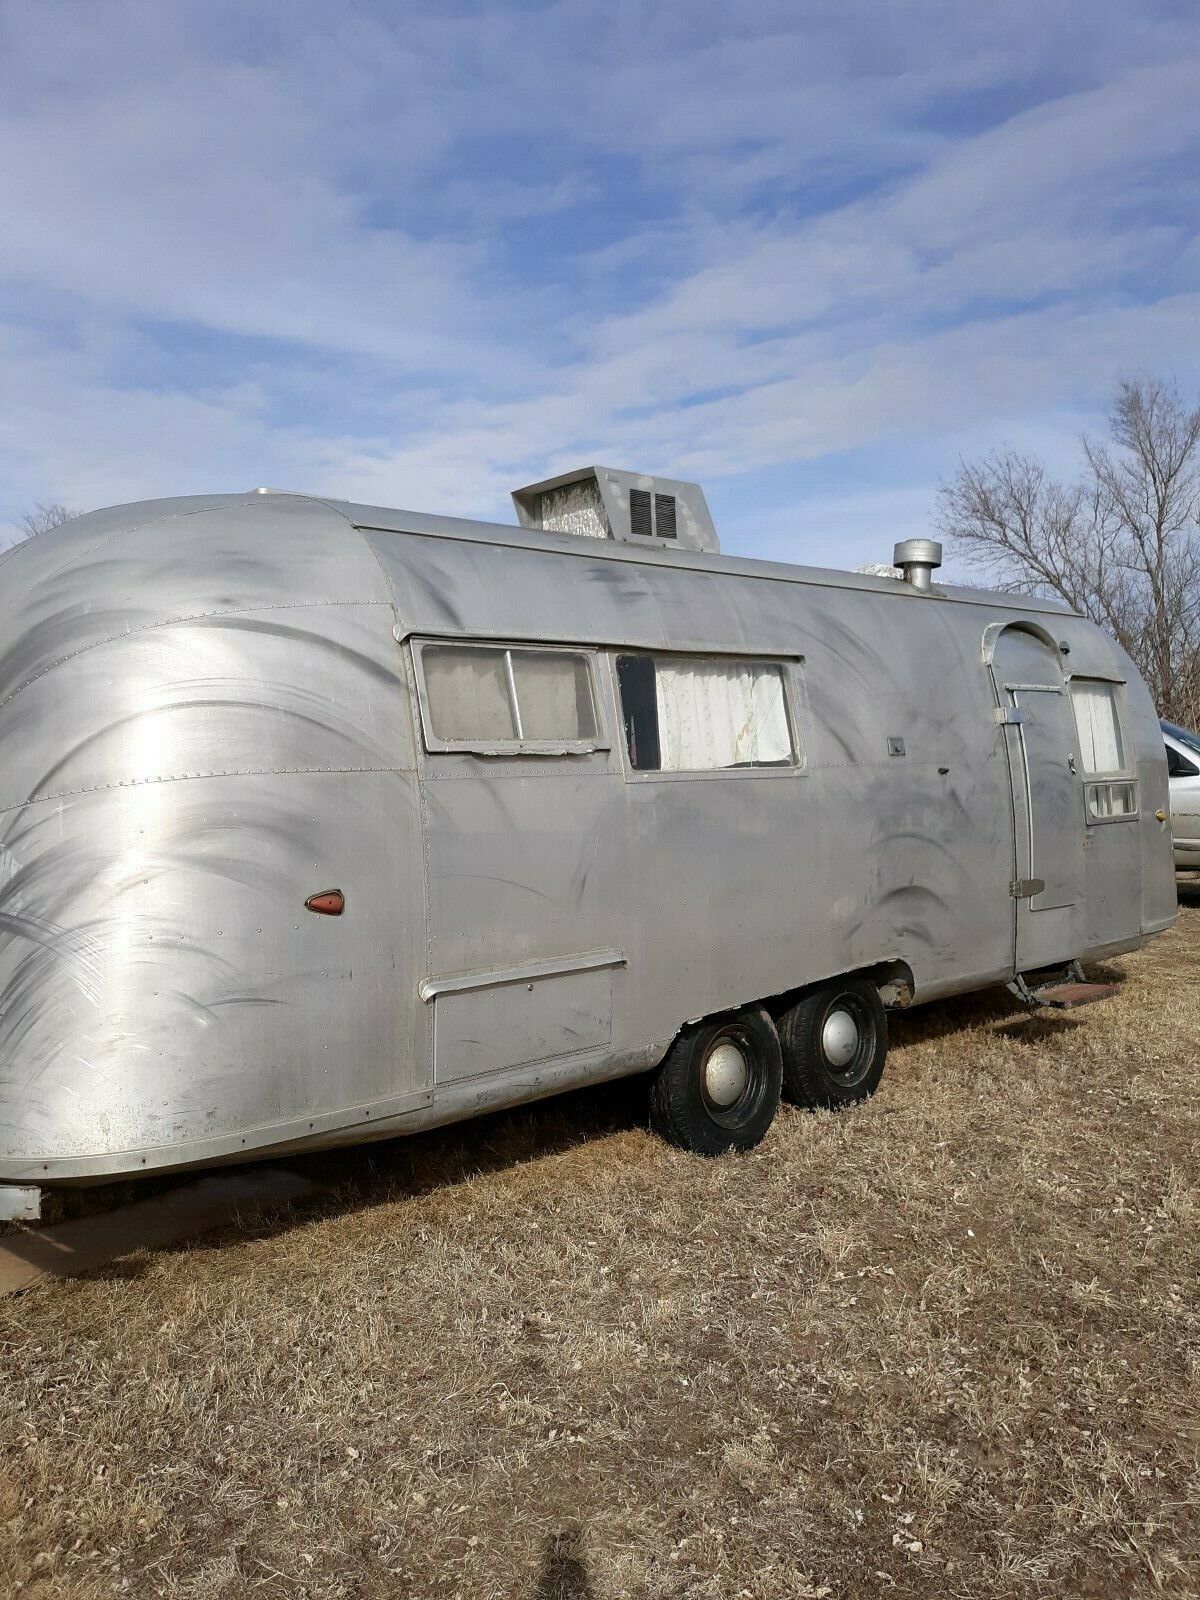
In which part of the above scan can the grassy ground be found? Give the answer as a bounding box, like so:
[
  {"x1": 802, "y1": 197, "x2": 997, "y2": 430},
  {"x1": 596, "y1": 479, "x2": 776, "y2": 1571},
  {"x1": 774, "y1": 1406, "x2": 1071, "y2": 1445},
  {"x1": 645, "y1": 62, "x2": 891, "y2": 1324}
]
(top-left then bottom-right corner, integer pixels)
[{"x1": 3, "y1": 896, "x2": 1199, "y2": 1600}]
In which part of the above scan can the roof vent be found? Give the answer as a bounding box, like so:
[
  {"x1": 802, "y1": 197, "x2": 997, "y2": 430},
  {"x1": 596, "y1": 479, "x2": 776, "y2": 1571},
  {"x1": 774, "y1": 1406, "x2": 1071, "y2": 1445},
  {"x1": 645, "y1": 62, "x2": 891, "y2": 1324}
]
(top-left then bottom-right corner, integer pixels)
[
  {"x1": 512, "y1": 467, "x2": 719, "y2": 554},
  {"x1": 892, "y1": 537, "x2": 942, "y2": 592}
]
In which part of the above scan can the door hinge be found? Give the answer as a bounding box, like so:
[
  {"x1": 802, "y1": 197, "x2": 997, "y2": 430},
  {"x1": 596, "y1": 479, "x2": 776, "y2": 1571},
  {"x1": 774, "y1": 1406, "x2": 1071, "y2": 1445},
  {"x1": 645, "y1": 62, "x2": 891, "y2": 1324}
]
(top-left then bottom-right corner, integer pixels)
[
  {"x1": 1010, "y1": 877, "x2": 1045, "y2": 899},
  {"x1": 996, "y1": 707, "x2": 1024, "y2": 725}
]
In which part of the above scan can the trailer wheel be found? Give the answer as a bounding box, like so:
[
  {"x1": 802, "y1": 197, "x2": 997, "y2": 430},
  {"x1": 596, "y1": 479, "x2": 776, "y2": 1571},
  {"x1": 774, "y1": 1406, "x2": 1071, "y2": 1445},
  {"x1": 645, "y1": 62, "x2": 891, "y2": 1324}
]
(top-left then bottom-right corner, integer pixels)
[
  {"x1": 779, "y1": 978, "x2": 887, "y2": 1109},
  {"x1": 649, "y1": 1007, "x2": 782, "y2": 1156}
]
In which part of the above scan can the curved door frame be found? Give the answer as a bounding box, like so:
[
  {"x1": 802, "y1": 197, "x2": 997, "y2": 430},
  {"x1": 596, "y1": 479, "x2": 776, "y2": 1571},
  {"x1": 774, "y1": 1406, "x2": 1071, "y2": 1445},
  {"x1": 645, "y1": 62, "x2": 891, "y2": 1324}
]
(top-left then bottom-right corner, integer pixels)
[{"x1": 987, "y1": 623, "x2": 1084, "y2": 972}]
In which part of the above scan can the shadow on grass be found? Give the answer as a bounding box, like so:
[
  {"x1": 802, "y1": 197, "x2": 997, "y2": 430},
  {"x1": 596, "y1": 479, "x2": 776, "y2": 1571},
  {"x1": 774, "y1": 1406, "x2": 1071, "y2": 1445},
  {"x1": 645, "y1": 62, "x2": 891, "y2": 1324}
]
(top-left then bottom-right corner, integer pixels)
[
  {"x1": 992, "y1": 1013, "x2": 1084, "y2": 1044},
  {"x1": 25, "y1": 1072, "x2": 652, "y2": 1280},
  {"x1": 879, "y1": 960, "x2": 1126, "y2": 1051},
  {"x1": 532, "y1": 1526, "x2": 594, "y2": 1600},
  {"x1": 21, "y1": 958, "x2": 1136, "y2": 1277}
]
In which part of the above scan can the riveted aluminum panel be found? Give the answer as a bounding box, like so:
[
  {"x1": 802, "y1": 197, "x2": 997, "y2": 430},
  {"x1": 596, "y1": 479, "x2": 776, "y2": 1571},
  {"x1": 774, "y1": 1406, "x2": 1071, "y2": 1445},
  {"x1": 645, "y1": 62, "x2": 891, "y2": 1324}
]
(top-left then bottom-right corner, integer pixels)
[
  {"x1": 0, "y1": 768, "x2": 425, "y2": 1176},
  {"x1": 0, "y1": 497, "x2": 426, "y2": 1181},
  {"x1": 335, "y1": 496, "x2": 1078, "y2": 616},
  {"x1": 364, "y1": 528, "x2": 668, "y2": 651},
  {"x1": 433, "y1": 966, "x2": 614, "y2": 1083},
  {"x1": 0, "y1": 603, "x2": 408, "y2": 813},
  {"x1": 0, "y1": 496, "x2": 389, "y2": 696}
]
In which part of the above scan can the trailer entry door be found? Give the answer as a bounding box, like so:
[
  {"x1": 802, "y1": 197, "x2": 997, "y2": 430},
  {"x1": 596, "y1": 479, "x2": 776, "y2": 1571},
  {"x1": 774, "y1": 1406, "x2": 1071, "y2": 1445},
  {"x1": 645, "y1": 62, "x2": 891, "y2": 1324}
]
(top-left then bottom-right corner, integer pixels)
[{"x1": 990, "y1": 627, "x2": 1084, "y2": 971}]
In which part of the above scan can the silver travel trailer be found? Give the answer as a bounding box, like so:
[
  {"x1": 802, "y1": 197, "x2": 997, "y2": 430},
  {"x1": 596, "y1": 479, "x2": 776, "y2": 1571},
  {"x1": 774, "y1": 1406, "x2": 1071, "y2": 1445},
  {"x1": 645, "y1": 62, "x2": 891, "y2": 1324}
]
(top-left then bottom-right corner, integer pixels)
[{"x1": 0, "y1": 468, "x2": 1177, "y2": 1212}]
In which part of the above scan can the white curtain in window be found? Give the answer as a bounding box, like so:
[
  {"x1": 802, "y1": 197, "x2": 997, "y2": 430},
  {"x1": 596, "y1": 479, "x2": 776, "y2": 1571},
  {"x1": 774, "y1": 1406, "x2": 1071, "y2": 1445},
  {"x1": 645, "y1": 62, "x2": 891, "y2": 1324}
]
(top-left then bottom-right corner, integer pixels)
[
  {"x1": 655, "y1": 661, "x2": 793, "y2": 771},
  {"x1": 1070, "y1": 681, "x2": 1125, "y2": 774}
]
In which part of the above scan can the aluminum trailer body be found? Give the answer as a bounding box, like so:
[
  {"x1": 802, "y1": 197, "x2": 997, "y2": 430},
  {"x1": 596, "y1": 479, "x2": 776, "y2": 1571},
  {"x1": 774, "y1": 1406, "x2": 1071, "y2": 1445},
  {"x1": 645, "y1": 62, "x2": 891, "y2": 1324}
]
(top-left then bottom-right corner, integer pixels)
[{"x1": 0, "y1": 476, "x2": 1177, "y2": 1192}]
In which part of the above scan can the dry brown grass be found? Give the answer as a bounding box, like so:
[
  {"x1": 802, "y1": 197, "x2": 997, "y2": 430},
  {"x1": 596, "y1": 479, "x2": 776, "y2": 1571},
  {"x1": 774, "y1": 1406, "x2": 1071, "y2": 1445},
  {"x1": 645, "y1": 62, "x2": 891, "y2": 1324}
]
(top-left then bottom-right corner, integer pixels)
[{"x1": 4, "y1": 899, "x2": 1200, "y2": 1600}]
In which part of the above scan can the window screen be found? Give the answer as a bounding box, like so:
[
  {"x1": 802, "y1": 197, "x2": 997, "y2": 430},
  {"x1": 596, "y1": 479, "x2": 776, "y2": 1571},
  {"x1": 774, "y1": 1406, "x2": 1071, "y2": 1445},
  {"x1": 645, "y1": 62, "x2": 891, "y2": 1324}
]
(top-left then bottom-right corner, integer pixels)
[
  {"x1": 616, "y1": 654, "x2": 795, "y2": 771},
  {"x1": 510, "y1": 650, "x2": 596, "y2": 739},
  {"x1": 422, "y1": 646, "x2": 516, "y2": 741},
  {"x1": 1070, "y1": 680, "x2": 1127, "y2": 774},
  {"x1": 419, "y1": 643, "x2": 599, "y2": 749}
]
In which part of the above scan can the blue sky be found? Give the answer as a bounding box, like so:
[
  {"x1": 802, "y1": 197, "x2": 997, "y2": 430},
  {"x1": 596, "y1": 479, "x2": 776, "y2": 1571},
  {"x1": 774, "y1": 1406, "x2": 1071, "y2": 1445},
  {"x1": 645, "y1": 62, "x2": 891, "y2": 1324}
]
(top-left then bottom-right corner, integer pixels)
[{"x1": 1, "y1": 0, "x2": 1198, "y2": 570}]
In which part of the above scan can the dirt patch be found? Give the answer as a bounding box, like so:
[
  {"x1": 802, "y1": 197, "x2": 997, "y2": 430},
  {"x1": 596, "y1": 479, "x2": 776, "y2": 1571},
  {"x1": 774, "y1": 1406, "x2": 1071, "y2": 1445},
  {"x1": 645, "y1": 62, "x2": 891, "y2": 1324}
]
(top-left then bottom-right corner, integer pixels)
[{"x1": 2, "y1": 913, "x2": 1199, "y2": 1598}]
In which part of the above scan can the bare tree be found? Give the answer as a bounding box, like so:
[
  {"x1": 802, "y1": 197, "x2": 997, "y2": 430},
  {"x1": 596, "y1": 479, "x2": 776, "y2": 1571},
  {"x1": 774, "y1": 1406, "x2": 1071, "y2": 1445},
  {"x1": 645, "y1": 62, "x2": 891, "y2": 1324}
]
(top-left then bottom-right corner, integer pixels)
[
  {"x1": 14, "y1": 502, "x2": 73, "y2": 541},
  {"x1": 937, "y1": 378, "x2": 1200, "y2": 725}
]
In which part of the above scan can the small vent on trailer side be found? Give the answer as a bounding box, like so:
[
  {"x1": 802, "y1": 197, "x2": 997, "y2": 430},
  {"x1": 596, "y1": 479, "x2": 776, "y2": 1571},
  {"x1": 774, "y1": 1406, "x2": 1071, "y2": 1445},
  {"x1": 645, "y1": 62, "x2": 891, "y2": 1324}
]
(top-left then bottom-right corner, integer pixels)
[{"x1": 511, "y1": 467, "x2": 718, "y2": 553}]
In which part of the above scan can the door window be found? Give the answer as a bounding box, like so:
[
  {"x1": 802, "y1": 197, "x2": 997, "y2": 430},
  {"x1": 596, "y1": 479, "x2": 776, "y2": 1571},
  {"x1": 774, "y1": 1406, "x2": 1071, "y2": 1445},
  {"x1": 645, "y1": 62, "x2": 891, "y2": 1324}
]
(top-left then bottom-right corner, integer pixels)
[{"x1": 1069, "y1": 679, "x2": 1136, "y2": 820}]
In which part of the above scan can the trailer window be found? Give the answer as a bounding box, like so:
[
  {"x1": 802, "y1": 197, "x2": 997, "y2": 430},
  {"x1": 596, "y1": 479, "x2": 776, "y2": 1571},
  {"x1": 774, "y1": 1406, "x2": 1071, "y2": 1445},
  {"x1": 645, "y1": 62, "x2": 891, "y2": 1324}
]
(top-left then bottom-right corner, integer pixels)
[
  {"x1": 415, "y1": 642, "x2": 603, "y2": 753},
  {"x1": 1069, "y1": 680, "x2": 1127, "y2": 774},
  {"x1": 1069, "y1": 678, "x2": 1136, "y2": 819},
  {"x1": 1086, "y1": 781, "x2": 1136, "y2": 820},
  {"x1": 615, "y1": 654, "x2": 795, "y2": 772}
]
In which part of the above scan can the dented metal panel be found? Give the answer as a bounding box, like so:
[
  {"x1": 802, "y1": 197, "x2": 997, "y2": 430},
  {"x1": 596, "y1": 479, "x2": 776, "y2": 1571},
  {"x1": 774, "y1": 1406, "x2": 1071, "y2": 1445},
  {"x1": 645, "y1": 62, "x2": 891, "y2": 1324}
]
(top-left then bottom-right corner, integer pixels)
[{"x1": 434, "y1": 966, "x2": 615, "y2": 1083}]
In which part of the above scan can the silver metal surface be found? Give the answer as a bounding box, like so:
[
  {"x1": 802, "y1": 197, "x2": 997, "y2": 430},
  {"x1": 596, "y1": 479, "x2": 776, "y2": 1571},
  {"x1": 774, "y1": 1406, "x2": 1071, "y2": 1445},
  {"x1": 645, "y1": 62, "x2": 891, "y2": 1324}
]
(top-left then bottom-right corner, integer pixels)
[
  {"x1": 821, "y1": 1008, "x2": 860, "y2": 1068},
  {"x1": 893, "y1": 537, "x2": 943, "y2": 592},
  {"x1": 419, "y1": 948, "x2": 626, "y2": 1001},
  {"x1": 0, "y1": 1184, "x2": 41, "y2": 1221},
  {"x1": 0, "y1": 486, "x2": 1176, "y2": 1186},
  {"x1": 703, "y1": 1040, "x2": 749, "y2": 1107}
]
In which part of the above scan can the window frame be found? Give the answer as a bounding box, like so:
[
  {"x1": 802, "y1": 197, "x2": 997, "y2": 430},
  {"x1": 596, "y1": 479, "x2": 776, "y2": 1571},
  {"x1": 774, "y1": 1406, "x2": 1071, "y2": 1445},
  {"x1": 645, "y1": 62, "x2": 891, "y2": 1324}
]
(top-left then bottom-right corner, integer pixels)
[
  {"x1": 1083, "y1": 778, "x2": 1138, "y2": 824},
  {"x1": 410, "y1": 637, "x2": 610, "y2": 757},
  {"x1": 610, "y1": 648, "x2": 807, "y2": 783},
  {"x1": 1067, "y1": 674, "x2": 1139, "y2": 826},
  {"x1": 1165, "y1": 735, "x2": 1200, "y2": 779}
]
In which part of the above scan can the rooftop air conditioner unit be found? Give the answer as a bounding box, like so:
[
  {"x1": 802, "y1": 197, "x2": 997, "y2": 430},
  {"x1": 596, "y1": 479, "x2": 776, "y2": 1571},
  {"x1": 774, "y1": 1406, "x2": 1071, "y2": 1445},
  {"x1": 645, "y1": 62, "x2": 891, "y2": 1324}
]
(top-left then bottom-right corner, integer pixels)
[{"x1": 512, "y1": 466, "x2": 719, "y2": 554}]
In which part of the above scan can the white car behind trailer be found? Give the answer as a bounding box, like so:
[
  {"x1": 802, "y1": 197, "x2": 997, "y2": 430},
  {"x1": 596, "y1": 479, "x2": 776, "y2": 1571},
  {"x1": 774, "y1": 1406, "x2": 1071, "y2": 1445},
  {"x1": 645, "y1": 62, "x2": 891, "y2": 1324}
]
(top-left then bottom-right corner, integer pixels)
[{"x1": 1162, "y1": 720, "x2": 1200, "y2": 871}]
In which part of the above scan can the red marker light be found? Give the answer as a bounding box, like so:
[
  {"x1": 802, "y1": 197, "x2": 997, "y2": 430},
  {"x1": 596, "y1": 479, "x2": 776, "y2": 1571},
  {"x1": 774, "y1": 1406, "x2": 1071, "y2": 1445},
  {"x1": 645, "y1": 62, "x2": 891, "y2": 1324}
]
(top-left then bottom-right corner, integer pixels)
[{"x1": 305, "y1": 889, "x2": 345, "y2": 916}]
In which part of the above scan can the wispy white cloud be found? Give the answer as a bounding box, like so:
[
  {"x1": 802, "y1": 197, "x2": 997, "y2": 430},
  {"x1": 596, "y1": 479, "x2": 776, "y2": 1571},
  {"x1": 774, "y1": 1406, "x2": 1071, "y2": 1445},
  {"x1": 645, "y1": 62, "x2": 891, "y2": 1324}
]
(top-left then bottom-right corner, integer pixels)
[{"x1": 0, "y1": 0, "x2": 1197, "y2": 562}]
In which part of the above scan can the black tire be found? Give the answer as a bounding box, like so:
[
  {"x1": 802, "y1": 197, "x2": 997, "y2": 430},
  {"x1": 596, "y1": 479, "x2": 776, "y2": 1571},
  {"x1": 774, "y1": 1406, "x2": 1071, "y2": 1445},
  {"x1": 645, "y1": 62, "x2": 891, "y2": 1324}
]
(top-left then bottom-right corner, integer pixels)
[
  {"x1": 778, "y1": 977, "x2": 887, "y2": 1109},
  {"x1": 649, "y1": 1006, "x2": 783, "y2": 1156}
]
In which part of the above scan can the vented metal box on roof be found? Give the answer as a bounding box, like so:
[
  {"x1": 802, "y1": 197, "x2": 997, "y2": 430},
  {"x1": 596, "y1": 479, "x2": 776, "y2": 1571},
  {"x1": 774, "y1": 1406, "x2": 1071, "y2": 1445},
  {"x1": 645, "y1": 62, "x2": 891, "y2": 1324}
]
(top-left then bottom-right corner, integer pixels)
[{"x1": 511, "y1": 467, "x2": 719, "y2": 554}]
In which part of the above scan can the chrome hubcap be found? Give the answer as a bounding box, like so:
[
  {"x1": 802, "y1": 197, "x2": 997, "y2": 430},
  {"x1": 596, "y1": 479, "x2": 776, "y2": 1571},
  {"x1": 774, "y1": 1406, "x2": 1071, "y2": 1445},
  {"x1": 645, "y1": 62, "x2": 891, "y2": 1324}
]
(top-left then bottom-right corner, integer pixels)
[
  {"x1": 703, "y1": 1040, "x2": 749, "y2": 1107},
  {"x1": 822, "y1": 1008, "x2": 860, "y2": 1068}
]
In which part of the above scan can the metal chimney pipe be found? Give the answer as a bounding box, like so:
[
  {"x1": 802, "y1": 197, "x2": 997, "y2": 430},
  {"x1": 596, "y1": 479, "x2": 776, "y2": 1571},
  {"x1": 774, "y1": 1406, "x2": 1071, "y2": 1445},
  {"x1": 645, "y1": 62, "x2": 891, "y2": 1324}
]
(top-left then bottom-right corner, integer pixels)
[{"x1": 893, "y1": 537, "x2": 942, "y2": 592}]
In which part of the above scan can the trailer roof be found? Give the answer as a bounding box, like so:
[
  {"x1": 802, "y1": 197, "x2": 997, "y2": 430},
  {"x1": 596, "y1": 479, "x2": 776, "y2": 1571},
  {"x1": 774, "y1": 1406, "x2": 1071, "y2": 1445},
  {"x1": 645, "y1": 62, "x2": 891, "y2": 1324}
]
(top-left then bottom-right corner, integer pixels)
[
  {"x1": 315, "y1": 494, "x2": 1077, "y2": 618},
  {"x1": 4, "y1": 489, "x2": 1076, "y2": 620}
]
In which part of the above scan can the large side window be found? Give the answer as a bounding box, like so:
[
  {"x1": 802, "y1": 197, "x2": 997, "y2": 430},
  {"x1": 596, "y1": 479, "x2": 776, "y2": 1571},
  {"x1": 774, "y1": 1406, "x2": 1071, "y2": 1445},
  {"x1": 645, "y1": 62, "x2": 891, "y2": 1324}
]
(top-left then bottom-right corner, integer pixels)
[
  {"x1": 414, "y1": 641, "x2": 605, "y2": 753},
  {"x1": 1069, "y1": 678, "x2": 1136, "y2": 820},
  {"x1": 615, "y1": 654, "x2": 796, "y2": 772}
]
